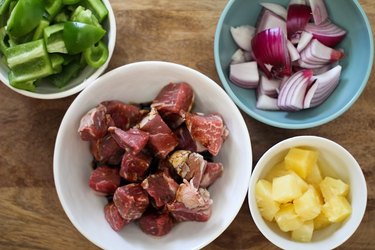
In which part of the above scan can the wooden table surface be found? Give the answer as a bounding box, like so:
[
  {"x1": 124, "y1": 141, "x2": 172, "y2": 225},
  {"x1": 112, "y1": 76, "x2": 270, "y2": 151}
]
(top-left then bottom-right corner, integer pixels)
[{"x1": 0, "y1": 0, "x2": 374, "y2": 249}]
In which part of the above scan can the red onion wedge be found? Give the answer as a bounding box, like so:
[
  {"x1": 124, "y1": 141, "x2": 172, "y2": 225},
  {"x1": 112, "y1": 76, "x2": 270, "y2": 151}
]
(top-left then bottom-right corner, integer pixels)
[
  {"x1": 230, "y1": 25, "x2": 255, "y2": 51},
  {"x1": 231, "y1": 49, "x2": 252, "y2": 64},
  {"x1": 287, "y1": 40, "x2": 300, "y2": 62},
  {"x1": 308, "y1": 39, "x2": 344, "y2": 62},
  {"x1": 259, "y1": 74, "x2": 281, "y2": 98},
  {"x1": 256, "y1": 93, "x2": 280, "y2": 110},
  {"x1": 277, "y1": 69, "x2": 313, "y2": 111},
  {"x1": 256, "y1": 9, "x2": 287, "y2": 36},
  {"x1": 229, "y1": 61, "x2": 259, "y2": 88},
  {"x1": 297, "y1": 31, "x2": 313, "y2": 52},
  {"x1": 304, "y1": 65, "x2": 342, "y2": 108},
  {"x1": 251, "y1": 27, "x2": 291, "y2": 78},
  {"x1": 308, "y1": 0, "x2": 328, "y2": 25},
  {"x1": 260, "y1": 2, "x2": 287, "y2": 20},
  {"x1": 305, "y1": 20, "x2": 347, "y2": 47},
  {"x1": 286, "y1": 4, "x2": 312, "y2": 41},
  {"x1": 290, "y1": 0, "x2": 306, "y2": 4}
]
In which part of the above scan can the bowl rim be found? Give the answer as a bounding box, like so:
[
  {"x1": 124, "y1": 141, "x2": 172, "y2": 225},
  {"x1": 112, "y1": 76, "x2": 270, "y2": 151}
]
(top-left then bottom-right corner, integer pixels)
[
  {"x1": 0, "y1": 0, "x2": 117, "y2": 100},
  {"x1": 53, "y1": 60, "x2": 253, "y2": 250},
  {"x1": 247, "y1": 135, "x2": 367, "y2": 249},
  {"x1": 213, "y1": 0, "x2": 374, "y2": 129}
]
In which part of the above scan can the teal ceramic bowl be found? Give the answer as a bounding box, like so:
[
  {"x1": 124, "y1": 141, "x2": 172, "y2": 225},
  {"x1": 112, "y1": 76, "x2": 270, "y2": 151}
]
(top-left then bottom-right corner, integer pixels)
[{"x1": 214, "y1": 0, "x2": 373, "y2": 129}]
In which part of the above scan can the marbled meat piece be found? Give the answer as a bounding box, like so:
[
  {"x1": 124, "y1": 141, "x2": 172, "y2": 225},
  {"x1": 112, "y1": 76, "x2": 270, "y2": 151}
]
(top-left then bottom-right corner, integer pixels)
[
  {"x1": 90, "y1": 134, "x2": 124, "y2": 165},
  {"x1": 185, "y1": 113, "x2": 229, "y2": 156},
  {"x1": 101, "y1": 100, "x2": 143, "y2": 131},
  {"x1": 167, "y1": 179, "x2": 212, "y2": 222},
  {"x1": 89, "y1": 166, "x2": 121, "y2": 195},
  {"x1": 109, "y1": 127, "x2": 149, "y2": 154},
  {"x1": 120, "y1": 151, "x2": 152, "y2": 182},
  {"x1": 169, "y1": 151, "x2": 207, "y2": 189},
  {"x1": 113, "y1": 183, "x2": 149, "y2": 221},
  {"x1": 199, "y1": 162, "x2": 224, "y2": 188},
  {"x1": 104, "y1": 202, "x2": 131, "y2": 231},
  {"x1": 138, "y1": 211, "x2": 174, "y2": 236},
  {"x1": 173, "y1": 124, "x2": 197, "y2": 152},
  {"x1": 141, "y1": 171, "x2": 179, "y2": 207},
  {"x1": 151, "y1": 82, "x2": 194, "y2": 129},
  {"x1": 139, "y1": 109, "x2": 178, "y2": 158},
  {"x1": 78, "y1": 104, "x2": 108, "y2": 141}
]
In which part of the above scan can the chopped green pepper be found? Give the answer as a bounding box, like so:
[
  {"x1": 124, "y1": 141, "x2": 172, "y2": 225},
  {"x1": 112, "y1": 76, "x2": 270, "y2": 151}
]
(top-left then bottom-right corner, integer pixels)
[
  {"x1": 45, "y1": 0, "x2": 63, "y2": 19},
  {"x1": 6, "y1": 39, "x2": 53, "y2": 84},
  {"x1": 33, "y1": 18, "x2": 50, "y2": 40},
  {"x1": 83, "y1": 0, "x2": 107, "y2": 23},
  {"x1": 44, "y1": 23, "x2": 67, "y2": 53},
  {"x1": 71, "y1": 5, "x2": 100, "y2": 27},
  {"x1": 83, "y1": 40, "x2": 108, "y2": 68},
  {"x1": 63, "y1": 21, "x2": 105, "y2": 55},
  {"x1": 49, "y1": 59, "x2": 85, "y2": 88},
  {"x1": 0, "y1": 27, "x2": 16, "y2": 55},
  {"x1": 50, "y1": 53, "x2": 64, "y2": 73},
  {"x1": 0, "y1": 0, "x2": 12, "y2": 16},
  {"x1": 63, "y1": 0, "x2": 81, "y2": 5},
  {"x1": 7, "y1": 0, "x2": 45, "y2": 38}
]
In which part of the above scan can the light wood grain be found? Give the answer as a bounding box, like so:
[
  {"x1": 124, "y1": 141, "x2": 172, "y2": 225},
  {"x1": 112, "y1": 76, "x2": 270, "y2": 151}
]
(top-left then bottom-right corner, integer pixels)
[{"x1": 0, "y1": 0, "x2": 374, "y2": 249}]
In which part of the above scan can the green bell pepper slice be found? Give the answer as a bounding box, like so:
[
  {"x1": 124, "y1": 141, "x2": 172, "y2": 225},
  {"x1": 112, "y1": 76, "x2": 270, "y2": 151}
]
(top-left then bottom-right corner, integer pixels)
[
  {"x1": 45, "y1": 0, "x2": 62, "y2": 19},
  {"x1": 0, "y1": 0, "x2": 12, "y2": 16},
  {"x1": 83, "y1": 0, "x2": 107, "y2": 23},
  {"x1": 0, "y1": 26, "x2": 16, "y2": 55},
  {"x1": 83, "y1": 40, "x2": 108, "y2": 68},
  {"x1": 6, "y1": 39, "x2": 53, "y2": 84},
  {"x1": 33, "y1": 18, "x2": 50, "y2": 40},
  {"x1": 71, "y1": 5, "x2": 100, "y2": 27},
  {"x1": 50, "y1": 53, "x2": 64, "y2": 73},
  {"x1": 6, "y1": 0, "x2": 45, "y2": 38},
  {"x1": 49, "y1": 59, "x2": 85, "y2": 88},
  {"x1": 63, "y1": 0, "x2": 81, "y2": 5},
  {"x1": 44, "y1": 23, "x2": 67, "y2": 53},
  {"x1": 63, "y1": 21, "x2": 105, "y2": 55}
]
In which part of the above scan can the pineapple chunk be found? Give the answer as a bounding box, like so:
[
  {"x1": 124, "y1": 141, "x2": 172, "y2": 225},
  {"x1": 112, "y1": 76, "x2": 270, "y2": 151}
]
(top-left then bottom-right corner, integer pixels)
[
  {"x1": 284, "y1": 147, "x2": 318, "y2": 179},
  {"x1": 275, "y1": 203, "x2": 304, "y2": 232},
  {"x1": 294, "y1": 185, "x2": 321, "y2": 221},
  {"x1": 305, "y1": 163, "x2": 323, "y2": 187},
  {"x1": 291, "y1": 220, "x2": 314, "y2": 242},
  {"x1": 264, "y1": 161, "x2": 290, "y2": 181},
  {"x1": 255, "y1": 179, "x2": 280, "y2": 221},
  {"x1": 314, "y1": 212, "x2": 331, "y2": 230},
  {"x1": 322, "y1": 196, "x2": 352, "y2": 223},
  {"x1": 272, "y1": 173, "x2": 306, "y2": 203},
  {"x1": 319, "y1": 176, "x2": 349, "y2": 201}
]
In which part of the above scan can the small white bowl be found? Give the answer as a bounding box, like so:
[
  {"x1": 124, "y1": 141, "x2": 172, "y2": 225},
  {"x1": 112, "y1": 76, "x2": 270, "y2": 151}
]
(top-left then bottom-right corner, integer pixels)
[
  {"x1": 0, "y1": 0, "x2": 116, "y2": 99},
  {"x1": 248, "y1": 136, "x2": 367, "y2": 250},
  {"x1": 53, "y1": 61, "x2": 252, "y2": 250}
]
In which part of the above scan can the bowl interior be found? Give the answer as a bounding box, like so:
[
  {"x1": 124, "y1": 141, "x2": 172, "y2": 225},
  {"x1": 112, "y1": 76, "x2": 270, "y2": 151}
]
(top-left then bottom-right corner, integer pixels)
[
  {"x1": 54, "y1": 61, "x2": 252, "y2": 250},
  {"x1": 0, "y1": 0, "x2": 116, "y2": 99},
  {"x1": 248, "y1": 136, "x2": 367, "y2": 249},
  {"x1": 214, "y1": 0, "x2": 374, "y2": 129}
]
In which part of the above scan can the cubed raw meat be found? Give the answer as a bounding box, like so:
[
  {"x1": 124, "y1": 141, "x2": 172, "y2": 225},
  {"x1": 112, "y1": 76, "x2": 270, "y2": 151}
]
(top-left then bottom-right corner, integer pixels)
[
  {"x1": 141, "y1": 171, "x2": 179, "y2": 207},
  {"x1": 138, "y1": 211, "x2": 174, "y2": 236},
  {"x1": 104, "y1": 202, "x2": 130, "y2": 231},
  {"x1": 78, "y1": 104, "x2": 108, "y2": 141},
  {"x1": 200, "y1": 162, "x2": 224, "y2": 188},
  {"x1": 109, "y1": 127, "x2": 149, "y2": 155},
  {"x1": 173, "y1": 124, "x2": 198, "y2": 152},
  {"x1": 89, "y1": 166, "x2": 121, "y2": 195},
  {"x1": 151, "y1": 82, "x2": 194, "y2": 129},
  {"x1": 113, "y1": 183, "x2": 149, "y2": 221},
  {"x1": 120, "y1": 152, "x2": 152, "y2": 182},
  {"x1": 90, "y1": 134, "x2": 124, "y2": 165}
]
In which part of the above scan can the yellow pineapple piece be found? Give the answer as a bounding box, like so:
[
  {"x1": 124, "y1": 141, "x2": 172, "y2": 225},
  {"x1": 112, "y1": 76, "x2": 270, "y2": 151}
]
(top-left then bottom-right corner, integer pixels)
[
  {"x1": 255, "y1": 179, "x2": 280, "y2": 221},
  {"x1": 264, "y1": 161, "x2": 290, "y2": 181},
  {"x1": 284, "y1": 147, "x2": 318, "y2": 179},
  {"x1": 314, "y1": 212, "x2": 331, "y2": 230},
  {"x1": 305, "y1": 163, "x2": 323, "y2": 187},
  {"x1": 291, "y1": 220, "x2": 314, "y2": 242},
  {"x1": 293, "y1": 185, "x2": 321, "y2": 221},
  {"x1": 275, "y1": 203, "x2": 304, "y2": 232},
  {"x1": 322, "y1": 196, "x2": 352, "y2": 223},
  {"x1": 272, "y1": 173, "x2": 306, "y2": 203},
  {"x1": 319, "y1": 176, "x2": 349, "y2": 201}
]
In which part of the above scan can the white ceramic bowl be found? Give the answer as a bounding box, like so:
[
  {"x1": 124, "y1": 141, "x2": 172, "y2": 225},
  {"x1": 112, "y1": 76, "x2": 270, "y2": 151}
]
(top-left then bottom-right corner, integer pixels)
[
  {"x1": 53, "y1": 61, "x2": 252, "y2": 250},
  {"x1": 248, "y1": 136, "x2": 367, "y2": 250},
  {"x1": 0, "y1": 0, "x2": 116, "y2": 99}
]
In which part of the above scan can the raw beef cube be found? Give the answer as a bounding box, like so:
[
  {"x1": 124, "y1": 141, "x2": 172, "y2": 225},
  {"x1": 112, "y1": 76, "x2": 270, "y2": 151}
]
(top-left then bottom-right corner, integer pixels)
[
  {"x1": 89, "y1": 166, "x2": 121, "y2": 195},
  {"x1": 139, "y1": 109, "x2": 178, "y2": 158},
  {"x1": 141, "y1": 171, "x2": 179, "y2": 207},
  {"x1": 185, "y1": 113, "x2": 229, "y2": 156},
  {"x1": 104, "y1": 202, "x2": 131, "y2": 231},
  {"x1": 151, "y1": 82, "x2": 194, "y2": 128},
  {"x1": 167, "y1": 179, "x2": 212, "y2": 222},
  {"x1": 101, "y1": 100, "x2": 143, "y2": 131},
  {"x1": 120, "y1": 152, "x2": 152, "y2": 182},
  {"x1": 109, "y1": 127, "x2": 149, "y2": 154},
  {"x1": 173, "y1": 124, "x2": 198, "y2": 152},
  {"x1": 90, "y1": 134, "x2": 124, "y2": 165},
  {"x1": 200, "y1": 162, "x2": 224, "y2": 188},
  {"x1": 138, "y1": 211, "x2": 174, "y2": 236},
  {"x1": 169, "y1": 151, "x2": 207, "y2": 189},
  {"x1": 78, "y1": 104, "x2": 108, "y2": 141},
  {"x1": 113, "y1": 183, "x2": 149, "y2": 221}
]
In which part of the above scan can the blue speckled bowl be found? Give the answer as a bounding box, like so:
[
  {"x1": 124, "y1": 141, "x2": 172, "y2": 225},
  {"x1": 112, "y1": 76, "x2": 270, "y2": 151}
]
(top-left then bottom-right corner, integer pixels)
[{"x1": 214, "y1": 0, "x2": 373, "y2": 129}]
